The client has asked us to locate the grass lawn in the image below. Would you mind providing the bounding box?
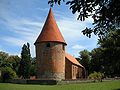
[0,80,120,90]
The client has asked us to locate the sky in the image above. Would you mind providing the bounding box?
[0,0,98,57]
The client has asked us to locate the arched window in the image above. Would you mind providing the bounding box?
[46,43,50,47]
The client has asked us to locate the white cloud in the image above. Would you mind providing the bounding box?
[0,45,3,51]
[0,8,43,42]
[57,12,94,42]
[36,7,48,12]
[56,12,98,57]
[1,36,36,57]
[0,8,43,57]
[0,4,98,57]
[72,44,85,50]
[0,15,43,37]
[70,44,86,57]
[57,18,83,44]
[1,36,26,46]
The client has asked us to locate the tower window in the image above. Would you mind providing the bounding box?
[46,43,50,47]
[62,45,65,50]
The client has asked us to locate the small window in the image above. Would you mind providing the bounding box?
[62,45,65,50]
[46,43,50,47]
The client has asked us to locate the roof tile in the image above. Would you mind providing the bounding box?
[65,53,84,68]
[35,8,66,45]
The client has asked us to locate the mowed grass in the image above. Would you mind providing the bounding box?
[0,80,120,90]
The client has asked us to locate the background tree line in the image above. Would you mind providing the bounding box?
[78,29,120,78]
[0,43,36,82]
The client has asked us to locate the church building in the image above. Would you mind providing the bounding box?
[34,8,85,81]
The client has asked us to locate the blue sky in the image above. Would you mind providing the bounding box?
[0,0,98,57]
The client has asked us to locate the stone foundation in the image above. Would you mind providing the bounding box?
[10,79,58,85]
[37,71,65,80]
[9,79,93,85]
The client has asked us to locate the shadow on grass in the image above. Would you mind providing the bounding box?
[113,88,120,90]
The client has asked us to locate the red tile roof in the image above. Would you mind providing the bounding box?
[35,8,67,45]
[65,53,84,68]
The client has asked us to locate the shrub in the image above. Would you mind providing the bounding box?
[30,65,36,76]
[0,67,17,82]
[89,71,104,82]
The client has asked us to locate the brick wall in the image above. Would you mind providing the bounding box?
[35,42,65,80]
[65,58,84,80]
[65,58,72,79]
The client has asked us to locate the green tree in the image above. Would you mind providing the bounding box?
[90,48,103,73]
[7,55,20,75]
[98,30,120,77]
[0,67,17,82]
[30,57,36,76]
[18,43,31,79]
[79,49,91,76]
[0,51,21,77]
[0,51,10,68]
[48,0,120,38]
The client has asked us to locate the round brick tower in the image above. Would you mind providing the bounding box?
[34,8,67,80]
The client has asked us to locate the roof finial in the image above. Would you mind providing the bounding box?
[49,7,52,12]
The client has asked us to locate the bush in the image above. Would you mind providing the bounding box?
[30,65,36,76]
[89,71,104,82]
[0,67,17,82]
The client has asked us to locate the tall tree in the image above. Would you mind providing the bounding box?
[79,49,91,76]
[29,57,36,76]
[18,43,31,79]
[90,48,103,73]
[98,30,120,77]
[48,0,120,38]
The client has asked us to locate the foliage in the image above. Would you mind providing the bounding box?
[0,67,17,82]
[0,51,20,77]
[79,49,91,75]
[79,30,120,77]
[98,29,120,77]
[0,51,10,67]
[48,0,120,38]
[30,57,36,76]
[18,43,32,79]
[99,29,120,47]
[87,29,120,77]
[0,44,36,79]
[90,48,103,73]
[7,55,20,75]
[89,71,104,82]
[29,57,36,76]
[29,65,36,76]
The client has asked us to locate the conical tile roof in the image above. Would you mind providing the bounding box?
[35,8,67,45]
